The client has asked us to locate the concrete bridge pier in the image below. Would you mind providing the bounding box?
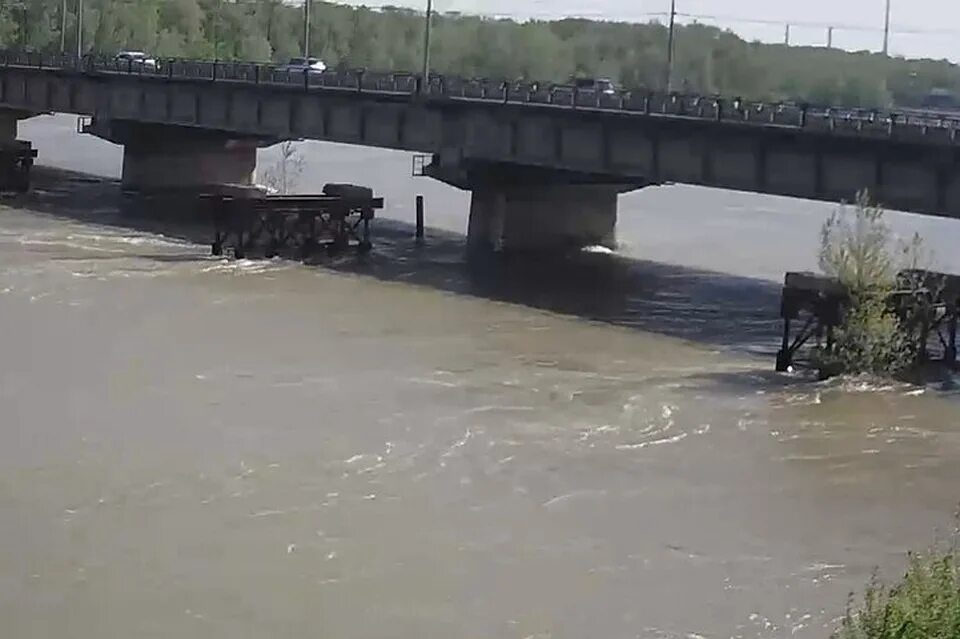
[0,110,20,142]
[83,119,260,196]
[120,136,257,194]
[467,184,620,253]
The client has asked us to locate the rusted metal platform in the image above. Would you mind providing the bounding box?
[0,140,36,193]
[777,270,960,373]
[205,184,383,259]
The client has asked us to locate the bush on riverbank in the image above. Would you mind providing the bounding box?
[814,192,933,377]
[833,550,960,639]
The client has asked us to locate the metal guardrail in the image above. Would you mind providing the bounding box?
[2,50,959,142]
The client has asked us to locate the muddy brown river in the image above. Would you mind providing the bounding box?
[1,115,959,639]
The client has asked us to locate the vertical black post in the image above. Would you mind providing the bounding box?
[415,195,424,240]
[776,317,791,372]
[948,307,957,365]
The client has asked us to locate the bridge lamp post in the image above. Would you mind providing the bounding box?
[882,0,891,55]
[60,0,67,53]
[75,0,83,59]
[664,0,676,92]
[303,0,311,58]
[421,0,434,89]
[212,0,223,60]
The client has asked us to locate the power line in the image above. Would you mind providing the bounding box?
[340,1,960,38]
[672,11,960,36]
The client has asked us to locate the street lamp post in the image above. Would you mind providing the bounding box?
[882,0,891,55]
[75,0,83,59]
[213,0,223,60]
[60,0,67,53]
[303,0,311,58]
[421,0,434,87]
[664,0,676,92]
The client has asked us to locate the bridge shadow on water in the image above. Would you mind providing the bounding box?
[17,166,785,357]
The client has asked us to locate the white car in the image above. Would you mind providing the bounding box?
[115,51,158,71]
[280,57,327,74]
[572,77,618,96]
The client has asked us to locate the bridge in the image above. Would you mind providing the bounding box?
[1,51,959,251]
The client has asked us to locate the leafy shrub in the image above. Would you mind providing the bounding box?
[816,191,933,377]
[833,550,960,639]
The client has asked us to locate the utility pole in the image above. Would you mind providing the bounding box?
[60,0,67,53]
[303,0,311,58]
[827,26,834,49]
[882,0,891,55]
[421,0,434,86]
[75,0,83,59]
[784,23,791,46]
[665,0,676,92]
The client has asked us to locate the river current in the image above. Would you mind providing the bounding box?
[1,114,959,639]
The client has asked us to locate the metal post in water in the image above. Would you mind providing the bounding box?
[415,195,425,240]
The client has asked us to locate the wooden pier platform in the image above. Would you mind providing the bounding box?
[777,270,960,373]
[205,184,383,259]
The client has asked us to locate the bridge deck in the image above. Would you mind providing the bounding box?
[2,51,960,219]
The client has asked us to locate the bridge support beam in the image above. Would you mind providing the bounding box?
[467,184,618,253]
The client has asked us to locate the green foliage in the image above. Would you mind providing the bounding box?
[819,191,897,293]
[820,291,916,377]
[815,192,934,377]
[834,551,960,639]
[0,1,957,107]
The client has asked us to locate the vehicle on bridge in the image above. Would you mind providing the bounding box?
[279,57,327,74]
[571,77,619,97]
[114,51,158,72]
[919,88,960,114]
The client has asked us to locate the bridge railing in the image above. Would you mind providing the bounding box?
[3,50,960,141]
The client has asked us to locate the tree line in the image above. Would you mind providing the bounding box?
[1,0,958,108]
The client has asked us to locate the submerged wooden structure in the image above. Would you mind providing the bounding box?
[205,184,383,259]
[777,270,960,373]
